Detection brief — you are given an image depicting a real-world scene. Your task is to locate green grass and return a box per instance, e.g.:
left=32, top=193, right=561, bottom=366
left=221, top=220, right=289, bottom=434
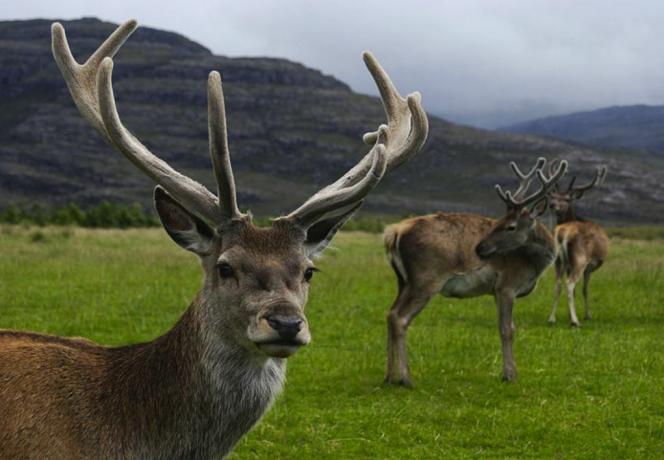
left=0, top=225, right=662, bottom=458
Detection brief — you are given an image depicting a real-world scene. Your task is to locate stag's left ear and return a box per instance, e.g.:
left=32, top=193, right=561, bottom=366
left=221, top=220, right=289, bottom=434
left=154, top=186, right=215, bottom=256
left=304, top=202, right=362, bottom=257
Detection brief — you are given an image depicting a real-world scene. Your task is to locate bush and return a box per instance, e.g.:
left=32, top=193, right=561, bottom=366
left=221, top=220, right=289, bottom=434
left=0, top=202, right=159, bottom=229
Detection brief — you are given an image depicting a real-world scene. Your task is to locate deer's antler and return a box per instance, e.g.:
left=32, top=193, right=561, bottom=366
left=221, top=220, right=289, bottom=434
left=53, top=20, right=244, bottom=226
left=53, top=22, right=428, bottom=230
left=495, top=159, right=568, bottom=209
left=509, top=157, right=546, bottom=199
left=567, top=165, right=607, bottom=194
left=282, top=52, right=429, bottom=228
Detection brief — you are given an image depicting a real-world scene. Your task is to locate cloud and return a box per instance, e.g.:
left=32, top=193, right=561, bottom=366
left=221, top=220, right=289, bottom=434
left=5, top=0, right=664, bottom=127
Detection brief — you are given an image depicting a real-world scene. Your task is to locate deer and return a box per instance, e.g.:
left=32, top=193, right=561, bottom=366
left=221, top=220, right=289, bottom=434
left=547, top=163, right=609, bottom=327
left=383, top=158, right=567, bottom=386
left=0, top=20, right=428, bottom=458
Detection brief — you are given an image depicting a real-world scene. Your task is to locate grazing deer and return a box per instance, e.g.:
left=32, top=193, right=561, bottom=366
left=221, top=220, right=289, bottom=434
left=0, top=20, right=428, bottom=458
left=383, top=158, right=567, bottom=385
left=547, top=164, right=609, bottom=326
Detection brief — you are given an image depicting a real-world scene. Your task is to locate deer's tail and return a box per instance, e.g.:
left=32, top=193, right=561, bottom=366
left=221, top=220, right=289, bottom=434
left=384, top=224, right=408, bottom=283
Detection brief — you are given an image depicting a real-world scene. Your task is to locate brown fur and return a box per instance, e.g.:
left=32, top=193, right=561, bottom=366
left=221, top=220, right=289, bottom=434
left=0, top=215, right=320, bottom=458
left=549, top=220, right=609, bottom=326
left=384, top=210, right=555, bottom=386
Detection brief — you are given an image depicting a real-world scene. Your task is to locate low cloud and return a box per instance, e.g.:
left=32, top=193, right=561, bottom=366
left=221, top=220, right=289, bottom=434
left=6, top=0, right=664, bottom=127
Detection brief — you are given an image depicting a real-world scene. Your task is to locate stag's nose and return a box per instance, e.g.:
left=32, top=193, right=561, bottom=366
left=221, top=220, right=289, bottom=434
left=475, top=242, right=493, bottom=259
left=265, top=314, right=303, bottom=340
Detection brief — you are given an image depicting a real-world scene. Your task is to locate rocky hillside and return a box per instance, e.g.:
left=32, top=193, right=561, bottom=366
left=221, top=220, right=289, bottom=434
left=2, top=18, right=663, bottom=223
left=501, top=105, right=664, bottom=157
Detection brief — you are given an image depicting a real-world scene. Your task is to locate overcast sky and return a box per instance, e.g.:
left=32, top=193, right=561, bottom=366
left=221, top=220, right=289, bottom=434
left=5, top=0, right=664, bottom=127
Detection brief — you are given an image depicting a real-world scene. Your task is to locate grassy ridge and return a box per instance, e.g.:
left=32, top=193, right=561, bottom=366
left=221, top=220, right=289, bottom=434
left=0, top=226, right=662, bottom=458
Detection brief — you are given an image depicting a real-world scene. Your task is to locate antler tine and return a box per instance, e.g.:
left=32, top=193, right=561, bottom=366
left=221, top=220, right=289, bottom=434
left=496, top=160, right=568, bottom=209
left=208, top=72, right=242, bottom=219
left=287, top=146, right=388, bottom=228
left=52, top=20, right=137, bottom=143
left=570, top=165, right=608, bottom=193
left=53, top=21, right=224, bottom=227
left=283, top=52, right=428, bottom=228
left=565, top=176, right=577, bottom=192
left=517, top=160, right=568, bottom=208
left=97, top=59, right=222, bottom=224
left=510, top=157, right=546, bottom=198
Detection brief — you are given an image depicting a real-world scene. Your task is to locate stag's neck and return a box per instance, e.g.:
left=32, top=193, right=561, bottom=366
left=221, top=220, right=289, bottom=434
left=556, top=206, right=586, bottom=224
left=102, top=295, right=286, bottom=458
left=523, top=222, right=557, bottom=274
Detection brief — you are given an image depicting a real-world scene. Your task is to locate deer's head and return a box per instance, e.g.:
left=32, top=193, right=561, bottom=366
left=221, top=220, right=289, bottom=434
left=52, top=20, right=428, bottom=358
left=548, top=163, right=607, bottom=221
left=476, top=158, right=567, bottom=260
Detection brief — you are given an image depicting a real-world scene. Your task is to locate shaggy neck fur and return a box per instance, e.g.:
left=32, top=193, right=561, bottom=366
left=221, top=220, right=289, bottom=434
left=99, top=295, right=286, bottom=459
left=520, top=222, right=557, bottom=275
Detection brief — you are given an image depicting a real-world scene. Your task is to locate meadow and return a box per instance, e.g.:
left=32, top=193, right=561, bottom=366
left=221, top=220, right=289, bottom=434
left=0, top=225, right=662, bottom=458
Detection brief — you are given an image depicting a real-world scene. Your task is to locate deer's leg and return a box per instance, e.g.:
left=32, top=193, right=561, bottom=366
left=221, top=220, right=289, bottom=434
left=495, top=290, right=517, bottom=382
left=566, top=266, right=584, bottom=327
left=548, top=257, right=564, bottom=324
left=386, top=287, right=434, bottom=387
left=386, top=286, right=406, bottom=384
left=582, top=267, right=592, bottom=320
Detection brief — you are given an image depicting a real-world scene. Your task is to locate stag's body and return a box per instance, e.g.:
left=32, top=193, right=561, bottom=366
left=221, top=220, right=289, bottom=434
left=0, top=19, right=428, bottom=458
left=384, top=159, right=566, bottom=385
left=548, top=166, right=609, bottom=326
left=0, top=304, right=283, bottom=458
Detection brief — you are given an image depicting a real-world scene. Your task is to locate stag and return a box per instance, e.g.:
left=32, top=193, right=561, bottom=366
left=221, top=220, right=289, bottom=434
left=0, top=20, right=428, bottom=458
left=383, top=158, right=567, bottom=385
left=547, top=163, right=609, bottom=326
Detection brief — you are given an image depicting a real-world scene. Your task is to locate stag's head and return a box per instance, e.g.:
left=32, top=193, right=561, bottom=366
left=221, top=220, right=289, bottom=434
left=51, top=20, right=428, bottom=358
left=476, top=158, right=567, bottom=260
left=548, top=162, right=607, bottom=221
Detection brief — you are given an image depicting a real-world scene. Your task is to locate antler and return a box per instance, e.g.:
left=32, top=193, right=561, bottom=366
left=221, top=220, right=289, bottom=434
left=52, top=20, right=241, bottom=226
left=495, top=159, right=568, bottom=209
left=568, top=165, right=607, bottom=194
left=283, top=52, right=429, bottom=228
left=509, top=157, right=546, bottom=199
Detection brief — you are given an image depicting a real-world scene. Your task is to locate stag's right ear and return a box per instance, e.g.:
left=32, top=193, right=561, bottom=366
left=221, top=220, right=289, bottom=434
left=154, top=186, right=215, bottom=255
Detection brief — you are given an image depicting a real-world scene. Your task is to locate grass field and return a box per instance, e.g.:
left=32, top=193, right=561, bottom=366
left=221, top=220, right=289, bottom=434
left=0, top=225, right=663, bottom=458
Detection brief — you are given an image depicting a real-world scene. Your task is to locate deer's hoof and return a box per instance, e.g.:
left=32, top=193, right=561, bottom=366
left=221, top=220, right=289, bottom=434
left=384, top=376, right=414, bottom=388
left=547, top=317, right=556, bottom=325
left=502, top=373, right=517, bottom=383
left=570, top=321, right=581, bottom=328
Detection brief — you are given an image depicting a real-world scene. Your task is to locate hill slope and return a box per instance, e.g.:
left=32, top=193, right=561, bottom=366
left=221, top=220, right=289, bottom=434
left=501, top=105, right=664, bottom=157
left=2, top=18, right=663, bottom=223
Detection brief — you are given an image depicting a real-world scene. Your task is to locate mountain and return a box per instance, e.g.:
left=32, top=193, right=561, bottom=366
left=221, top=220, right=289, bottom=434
left=2, top=18, right=664, bottom=224
left=501, top=105, right=664, bottom=156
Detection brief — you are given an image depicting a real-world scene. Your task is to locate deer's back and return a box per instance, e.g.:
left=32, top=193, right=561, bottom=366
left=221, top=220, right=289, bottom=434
left=556, top=220, right=609, bottom=263
left=384, top=212, right=495, bottom=286
left=0, top=330, right=114, bottom=457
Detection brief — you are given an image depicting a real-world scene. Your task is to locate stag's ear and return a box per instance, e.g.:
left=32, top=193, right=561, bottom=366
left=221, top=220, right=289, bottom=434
left=304, top=202, right=362, bottom=257
left=154, top=186, right=215, bottom=256
left=531, top=198, right=549, bottom=218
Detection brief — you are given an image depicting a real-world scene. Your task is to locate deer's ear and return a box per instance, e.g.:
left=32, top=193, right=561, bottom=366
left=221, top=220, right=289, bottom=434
left=304, top=202, right=362, bottom=257
left=154, top=186, right=215, bottom=256
left=530, top=198, right=549, bottom=218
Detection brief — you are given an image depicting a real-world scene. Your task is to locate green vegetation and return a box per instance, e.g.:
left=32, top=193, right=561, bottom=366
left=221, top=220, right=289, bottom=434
left=0, top=202, right=158, bottom=228
left=0, top=227, right=662, bottom=458
left=606, top=225, right=664, bottom=241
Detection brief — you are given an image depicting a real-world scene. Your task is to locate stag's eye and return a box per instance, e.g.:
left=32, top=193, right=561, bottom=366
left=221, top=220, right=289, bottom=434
left=506, top=223, right=518, bottom=232
left=217, top=262, right=234, bottom=279
left=304, top=267, right=318, bottom=283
